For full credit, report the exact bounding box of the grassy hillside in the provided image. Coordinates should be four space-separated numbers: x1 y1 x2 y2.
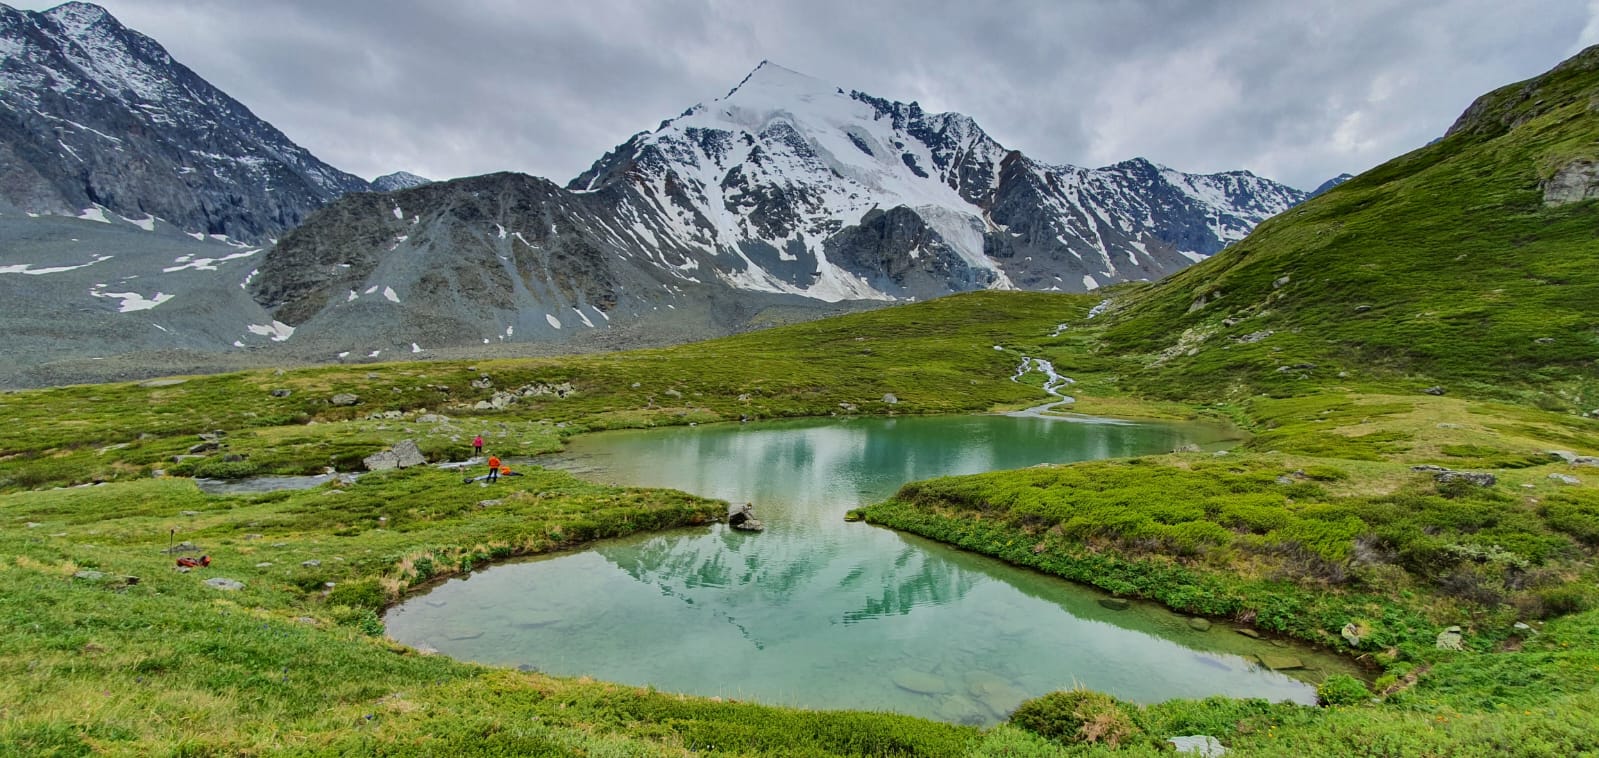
1089 46 1599 407
0 291 1072 494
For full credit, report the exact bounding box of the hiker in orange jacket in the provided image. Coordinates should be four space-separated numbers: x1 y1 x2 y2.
487 454 500 482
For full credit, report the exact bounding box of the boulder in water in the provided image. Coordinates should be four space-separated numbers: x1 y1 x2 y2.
728 502 765 532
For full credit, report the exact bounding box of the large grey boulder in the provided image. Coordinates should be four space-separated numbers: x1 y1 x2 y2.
1341 622 1368 648
1542 159 1599 205
330 393 360 406
1435 471 1496 487
363 439 426 471
1235 330 1274 344
1169 735 1228 757
1436 625 1466 651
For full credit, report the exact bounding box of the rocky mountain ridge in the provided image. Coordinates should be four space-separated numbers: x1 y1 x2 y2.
0 1 369 242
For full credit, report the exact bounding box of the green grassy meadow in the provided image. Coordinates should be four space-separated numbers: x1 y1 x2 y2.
5 44 1599 758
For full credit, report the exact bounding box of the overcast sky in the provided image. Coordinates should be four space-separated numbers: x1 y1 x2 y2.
20 0 1599 190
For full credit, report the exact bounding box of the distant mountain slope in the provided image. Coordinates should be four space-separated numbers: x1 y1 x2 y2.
248 173 864 359
1308 173 1354 197
0 205 307 386
1096 45 1599 403
0 2 369 242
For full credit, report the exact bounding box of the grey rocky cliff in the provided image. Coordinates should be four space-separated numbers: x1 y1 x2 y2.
1542 159 1599 205
0 2 368 242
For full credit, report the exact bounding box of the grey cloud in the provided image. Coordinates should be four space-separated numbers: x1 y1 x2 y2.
15 0 1595 190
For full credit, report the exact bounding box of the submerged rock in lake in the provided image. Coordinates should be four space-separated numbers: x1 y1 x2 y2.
1255 653 1303 670
964 671 1029 717
936 694 988 724
890 668 948 695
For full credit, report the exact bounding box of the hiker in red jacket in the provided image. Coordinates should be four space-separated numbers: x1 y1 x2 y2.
473 434 484 457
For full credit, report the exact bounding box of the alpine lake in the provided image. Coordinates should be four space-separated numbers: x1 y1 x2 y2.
385 412 1365 726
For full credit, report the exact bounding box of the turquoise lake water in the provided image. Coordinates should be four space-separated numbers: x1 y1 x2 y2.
384 414 1359 724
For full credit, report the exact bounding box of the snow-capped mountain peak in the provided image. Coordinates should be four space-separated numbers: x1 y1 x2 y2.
372 171 432 192
568 63 1305 301
722 60 836 100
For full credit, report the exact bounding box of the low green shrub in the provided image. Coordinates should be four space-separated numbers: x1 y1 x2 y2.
1009 689 1142 748
326 578 387 610
331 607 385 637
190 458 259 479
1318 674 1372 706
1536 585 1596 617
411 555 436 582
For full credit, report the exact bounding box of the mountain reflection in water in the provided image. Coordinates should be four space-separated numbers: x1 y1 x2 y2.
386 415 1364 724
